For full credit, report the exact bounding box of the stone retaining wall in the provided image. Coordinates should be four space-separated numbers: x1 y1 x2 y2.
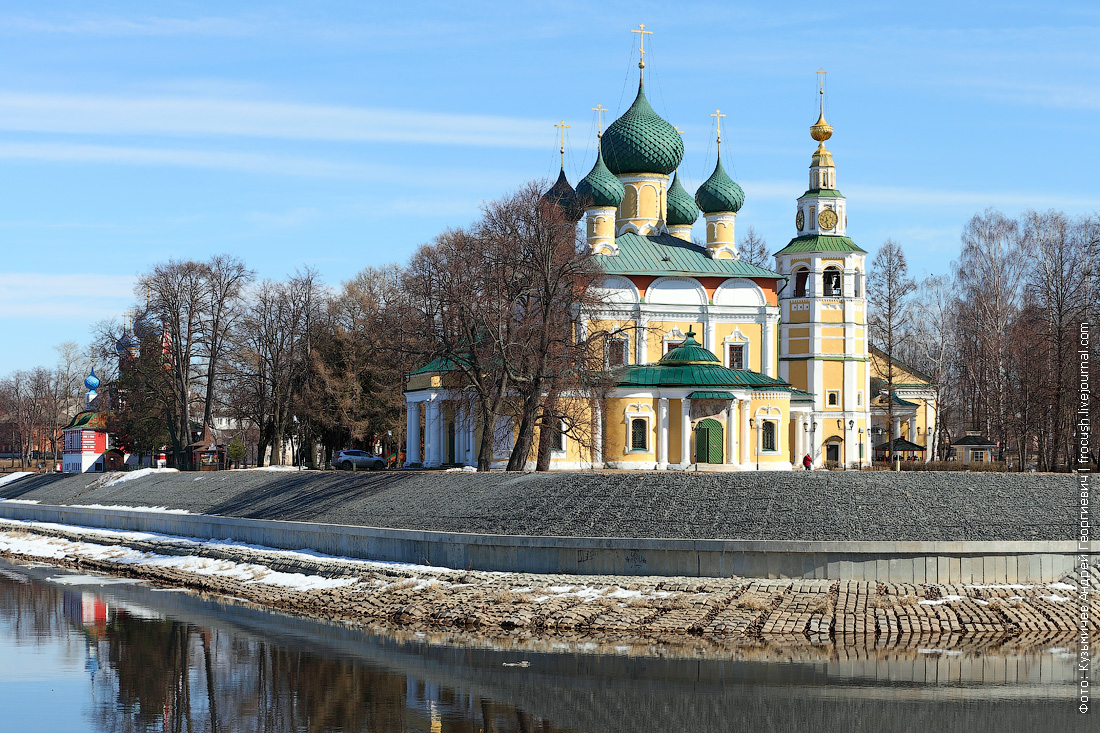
0 502 1088 582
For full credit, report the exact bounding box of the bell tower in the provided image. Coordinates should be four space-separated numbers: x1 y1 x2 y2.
775 70 870 468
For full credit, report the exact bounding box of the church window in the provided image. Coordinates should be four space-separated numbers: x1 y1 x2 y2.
550 420 565 453
827 390 839 407
761 421 776 452
665 341 683 354
608 338 628 367
857 391 863 407
823 266 842 296
630 418 648 451
793 269 809 298
727 344 745 370
809 207 816 228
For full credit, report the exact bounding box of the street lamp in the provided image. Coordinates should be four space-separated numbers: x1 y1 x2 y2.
857 427 864 471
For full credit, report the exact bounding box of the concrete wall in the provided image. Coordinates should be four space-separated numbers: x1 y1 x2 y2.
0 502 1088 583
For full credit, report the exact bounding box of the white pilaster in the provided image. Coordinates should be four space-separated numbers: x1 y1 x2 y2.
725 404 738 466
761 318 774 377
679 399 691 468
437 401 448 464
636 313 648 365
893 416 902 440
406 401 421 466
740 400 751 466
705 318 716 354
423 401 437 466
658 398 669 469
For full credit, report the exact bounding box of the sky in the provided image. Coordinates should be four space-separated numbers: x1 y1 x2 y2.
0 1 1096 375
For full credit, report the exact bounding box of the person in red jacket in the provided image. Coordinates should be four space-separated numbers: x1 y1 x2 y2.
802 454 812 471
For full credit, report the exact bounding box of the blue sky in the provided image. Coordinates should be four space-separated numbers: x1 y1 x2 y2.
0 1 1096 375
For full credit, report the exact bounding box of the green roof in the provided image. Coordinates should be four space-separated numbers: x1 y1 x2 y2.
773 235 866 256
790 388 814 403
575 146 625 209
800 189 845 198
600 232 782 279
665 172 699 226
601 81 684 175
64 411 108 430
694 154 745 214
659 334 719 365
869 345 935 384
616 362 796 390
688 391 735 400
407 354 471 376
952 434 996 447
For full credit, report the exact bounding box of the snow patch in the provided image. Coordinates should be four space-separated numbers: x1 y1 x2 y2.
0 472 34 487
101 468 178 487
445 466 477 473
918 649 962 655
230 465 306 472
919 595 966 606
1040 594 1070 603
1 499 39 505
1047 582 1076 591
78 503 194 515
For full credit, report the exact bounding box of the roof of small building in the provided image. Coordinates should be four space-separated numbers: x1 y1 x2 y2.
951 434 997 447
63 411 108 430
773 234 866 256
599 232 782 279
873 437 926 451
615 333 796 391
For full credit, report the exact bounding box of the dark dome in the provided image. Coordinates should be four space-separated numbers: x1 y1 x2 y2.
541 167 581 221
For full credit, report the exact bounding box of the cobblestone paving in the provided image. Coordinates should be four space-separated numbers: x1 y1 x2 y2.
0 469 1078 541
2 522 1094 651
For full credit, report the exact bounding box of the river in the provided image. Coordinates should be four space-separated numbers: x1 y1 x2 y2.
0 558 1088 732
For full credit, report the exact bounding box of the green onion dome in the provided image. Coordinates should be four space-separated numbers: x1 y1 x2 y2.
601 81 684 175
541 167 581 221
658 332 719 365
694 154 745 214
665 172 699 226
575 146 625 209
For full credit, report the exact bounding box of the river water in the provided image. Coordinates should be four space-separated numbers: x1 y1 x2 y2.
0 558 1089 732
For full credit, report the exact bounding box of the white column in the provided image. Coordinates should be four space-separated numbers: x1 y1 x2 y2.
679 399 691 468
844 421 854 467
725 404 738 466
705 318 716 354
893 416 902 440
761 318 773 377
792 416 802 464
437 401 448 464
455 405 466 464
740 400 751 466
423 401 436 466
657 398 669 469
594 400 603 468
406 401 421 466
636 312 648 365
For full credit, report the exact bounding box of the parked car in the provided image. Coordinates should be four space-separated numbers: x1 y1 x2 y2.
334 449 386 471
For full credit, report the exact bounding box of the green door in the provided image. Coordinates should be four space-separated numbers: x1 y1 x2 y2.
694 418 724 464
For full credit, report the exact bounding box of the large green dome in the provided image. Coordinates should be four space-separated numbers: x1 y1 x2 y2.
694 154 745 213
575 146 625 208
665 172 699 226
601 81 684 176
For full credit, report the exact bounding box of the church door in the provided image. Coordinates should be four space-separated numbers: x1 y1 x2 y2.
825 443 840 464
694 419 724 464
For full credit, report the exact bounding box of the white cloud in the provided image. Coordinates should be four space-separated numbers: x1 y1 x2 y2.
0 273 135 319
0 92 549 148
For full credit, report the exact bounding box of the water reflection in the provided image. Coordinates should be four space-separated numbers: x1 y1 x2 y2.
0 560 1089 733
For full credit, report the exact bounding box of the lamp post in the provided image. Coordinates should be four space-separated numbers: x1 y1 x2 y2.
857 426 864 471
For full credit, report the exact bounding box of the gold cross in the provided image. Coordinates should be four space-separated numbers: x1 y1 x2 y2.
591 104 608 137
554 119 570 164
674 125 684 134
710 108 726 147
631 23 653 72
817 67 827 95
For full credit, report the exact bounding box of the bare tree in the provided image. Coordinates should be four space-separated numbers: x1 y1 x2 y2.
198 255 254 431
868 239 916 463
737 226 772 269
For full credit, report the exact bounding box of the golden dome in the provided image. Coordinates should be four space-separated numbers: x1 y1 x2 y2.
810 141 833 167
810 107 833 143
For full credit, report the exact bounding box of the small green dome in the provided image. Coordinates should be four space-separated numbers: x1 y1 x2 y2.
601 81 684 175
665 172 699 226
541 166 581 221
658 332 719 365
575 146 625 209
694 154 745 214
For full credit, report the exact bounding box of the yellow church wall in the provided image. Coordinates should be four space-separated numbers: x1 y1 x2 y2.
786 360 809 394
670 399 683 465
820 309 844 324
822 361 845 410
712 322 763 370
603 396 657 462
787 338 811 354
786 309 811 324
644 321 705 363
749 395 790 465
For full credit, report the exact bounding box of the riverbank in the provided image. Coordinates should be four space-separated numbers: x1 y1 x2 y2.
2 518 1094 653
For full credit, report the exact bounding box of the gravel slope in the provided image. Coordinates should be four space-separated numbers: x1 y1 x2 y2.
0 470 1077 542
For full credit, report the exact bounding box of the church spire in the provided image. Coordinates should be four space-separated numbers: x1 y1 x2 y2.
631 23 652 83
809 68 835 189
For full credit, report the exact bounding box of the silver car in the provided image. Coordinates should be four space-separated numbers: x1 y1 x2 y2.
334 449 386 471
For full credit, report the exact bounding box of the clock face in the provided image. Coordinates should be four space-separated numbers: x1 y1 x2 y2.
795 210 805 231
818 208 838 230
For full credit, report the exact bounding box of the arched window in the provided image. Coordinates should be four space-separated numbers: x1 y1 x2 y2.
793 269 809 298
762 421 776 452
853 269 862 298
823 266 842 297
809 207 816 228
630 418 648 451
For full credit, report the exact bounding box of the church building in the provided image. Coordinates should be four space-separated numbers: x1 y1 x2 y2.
405 44 935 470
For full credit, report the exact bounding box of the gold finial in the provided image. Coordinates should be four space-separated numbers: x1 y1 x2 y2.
811 68 833 143
673 125 684 134
631 23 652 80
591 104 608 137
710 108 726 151
554 119 570 166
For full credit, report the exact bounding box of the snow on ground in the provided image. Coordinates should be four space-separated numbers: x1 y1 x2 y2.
0 472 34 487
0 527 355 591
444 466 477 473
0 498 39 504
77 503 194 515
919 595 967 606
101 468 178 487
1040 594 1071 603
1047 582 1076 591
230 465 307 472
